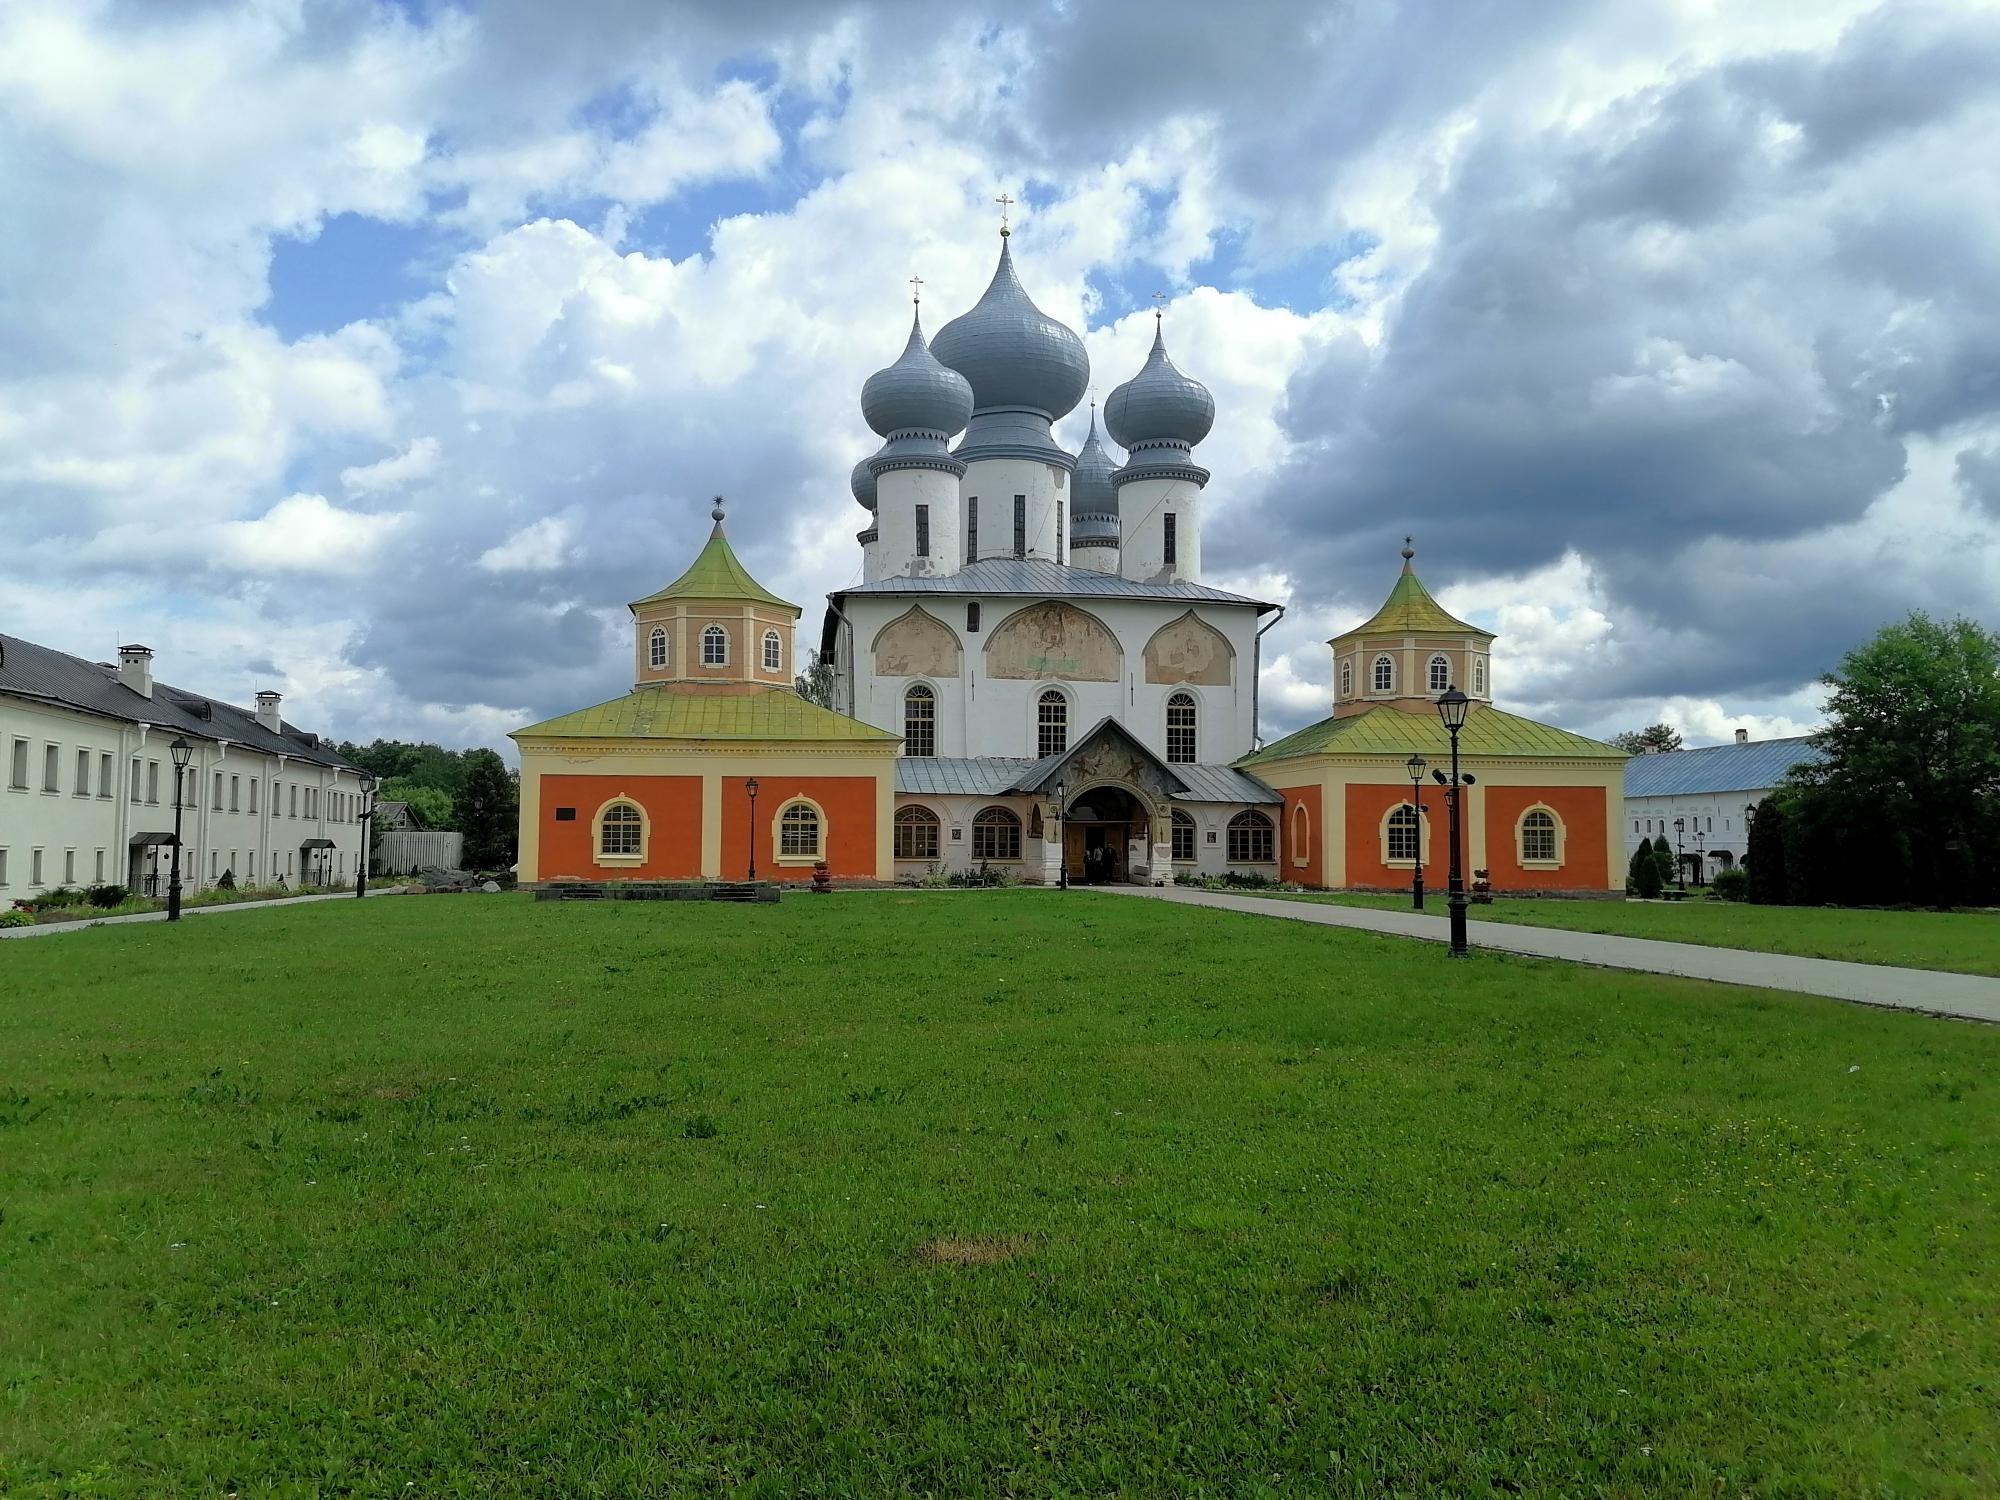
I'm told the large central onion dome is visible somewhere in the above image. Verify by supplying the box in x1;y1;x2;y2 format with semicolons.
931;234;1090;421
861;310;974;439
1104;318;1215;453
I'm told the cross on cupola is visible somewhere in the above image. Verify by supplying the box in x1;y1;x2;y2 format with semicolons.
908;275;923;305
1151;290;1168;323
995;193;1013;235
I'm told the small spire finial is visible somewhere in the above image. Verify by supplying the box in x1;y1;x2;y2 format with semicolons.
996;192;1013;236
1151;290;1168;325
1401;536;1415;570
711;495;727;535
909;275;923;306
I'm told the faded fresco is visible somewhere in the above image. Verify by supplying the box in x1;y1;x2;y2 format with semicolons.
1142;611;1234;685
872;607;961;678
985;602;1122;681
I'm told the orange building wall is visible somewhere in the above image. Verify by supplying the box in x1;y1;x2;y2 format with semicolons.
1343;783;1437;891
1274;783;1324;888
1482;784;1609;891
538;773;703;880
719;775;883;882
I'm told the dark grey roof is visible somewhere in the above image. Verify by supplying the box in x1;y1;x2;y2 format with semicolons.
1071;410;1120;531
1105;321;1215;451
930;233;1089;421
893;753;1279;806
1623;736;1821;798
831;558;1276;609
1170;763;1283;804
0;632;359;772
861;308;974;440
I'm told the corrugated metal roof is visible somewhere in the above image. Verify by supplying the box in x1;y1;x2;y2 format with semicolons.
1244;703;1625;766
630;523;796;611
893;755;1280;804
1623;737;1821;797
1334;557;1489;640
1171;763;1283;804
830;558;1277;611
0;632;358;771
514;685;899;742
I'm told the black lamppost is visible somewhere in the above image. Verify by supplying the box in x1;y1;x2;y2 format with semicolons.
745;778;760;881
167;735;193;922
1434;688;1471;957
1054;780;1068;890
1693;827;1705;887
1673;816;1687;891
355;772;377;899
1405;754;1428;910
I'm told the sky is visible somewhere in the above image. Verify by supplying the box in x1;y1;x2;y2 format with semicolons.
3;0;1997;756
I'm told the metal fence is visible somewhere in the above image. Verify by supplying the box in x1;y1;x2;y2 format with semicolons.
375;830;465;875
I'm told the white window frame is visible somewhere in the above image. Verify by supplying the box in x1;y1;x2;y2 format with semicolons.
902;683;937;758
1035;687;1069;759
1382;803;1426;868
894;804;940;861
1227;810;1275;864
701;625;729;668
1371;654;1395;694
1170;809;1197;863
592;796;648;867
762;630;782;673
971;806;1022;862
1165;691;1198;765
648;626;668;670
1427;654;1451;693
1516;805;1564;869
1339;660;1352;699
773;797;826;865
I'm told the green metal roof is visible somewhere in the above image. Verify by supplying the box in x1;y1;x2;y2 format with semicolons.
630;521;796;612
1334;556;1489;640
1242;703;1626;768
513;686;897;743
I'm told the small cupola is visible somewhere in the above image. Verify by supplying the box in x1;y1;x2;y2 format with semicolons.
627;497;803;691
1329;540;1497;716
255;691;283;733
116;643;154;698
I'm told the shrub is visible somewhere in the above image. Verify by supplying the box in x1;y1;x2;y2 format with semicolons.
1711;866;1748;903
0;909;32;928
1629;843;1663;898
85;884;128;909
217;868;237;891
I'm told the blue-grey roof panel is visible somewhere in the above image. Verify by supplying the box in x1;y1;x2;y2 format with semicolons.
1170;763;1283;804
1622;737;1821;798
832;558;1276;610
893;756;1279;804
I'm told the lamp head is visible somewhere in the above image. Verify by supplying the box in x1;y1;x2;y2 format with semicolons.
746;777;759;797
1405;754;1427;783
169;735;194;770
1054;780;1066;800
1435;686;1470;732
1461;773;1477;785
1431;769;1447;785
358;772;376;796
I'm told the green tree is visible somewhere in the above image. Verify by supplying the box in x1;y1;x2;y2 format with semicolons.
1745;796;1788;905
457;749;518;870
1611;723;1685;755
1629;840;1662;897
794;648;836;709
378;778;456;831
1796;613;2000;906
1651;835;1676;887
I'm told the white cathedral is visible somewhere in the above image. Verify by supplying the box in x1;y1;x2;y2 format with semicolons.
819;226;1286;883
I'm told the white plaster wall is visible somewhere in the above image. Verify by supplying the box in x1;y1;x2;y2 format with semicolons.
888;790;1275;884
1624;790;1765;869
840;593;1262;763
1068;541;1120;574
960;457;1068;564
872;467;961;580
1117;476;1202;584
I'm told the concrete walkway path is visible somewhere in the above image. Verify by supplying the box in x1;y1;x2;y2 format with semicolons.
1;888;402;940
1092;886;2000;1025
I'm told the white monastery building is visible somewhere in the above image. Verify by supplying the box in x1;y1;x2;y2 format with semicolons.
1622;730;1822;880
0;633;368;901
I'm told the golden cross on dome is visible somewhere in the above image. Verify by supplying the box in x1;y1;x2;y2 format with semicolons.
995;192;1013;233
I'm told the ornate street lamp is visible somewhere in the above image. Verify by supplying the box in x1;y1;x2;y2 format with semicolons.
1434;688;1471;957
745;778;760;881
1054;780;1068;890
1674;816;1687;891
1693;826;1705;887
167;736;193;922
1404;754;1428;910
355;772;377;899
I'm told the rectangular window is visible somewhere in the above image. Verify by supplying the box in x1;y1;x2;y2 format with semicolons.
965;497;977;563
915;503;930;558
249;779;258;815
43;744;59;792
210;851;218;879
64;850;76;884
76;748;91;796
213;771;223;810
966;602;981;633
130;758;142;800
1056;502;1064;556
99;752;112;798
147;761;159;804
31;849;44;885
9;739;26;789
290;784;298;818
94;849;105;883
1164;512;1177;565
248;852;256;879
1013;495;1026;558
0;848;8;885
229;774;240;812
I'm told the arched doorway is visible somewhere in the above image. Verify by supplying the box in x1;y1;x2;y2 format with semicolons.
1063;784;1149;884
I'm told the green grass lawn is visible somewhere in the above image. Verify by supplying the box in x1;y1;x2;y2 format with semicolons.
1273;890;2000;976
3;893;1995;1496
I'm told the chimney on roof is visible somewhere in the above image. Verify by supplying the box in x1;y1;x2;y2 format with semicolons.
1735;727;1749;746
255;691;283;733
117;644;154;699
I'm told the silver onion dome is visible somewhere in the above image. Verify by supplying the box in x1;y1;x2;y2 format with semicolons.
1072;408;1119;519
850;451;880;510
861;309;973;439
1104;319;1215;451
931;234;1090;420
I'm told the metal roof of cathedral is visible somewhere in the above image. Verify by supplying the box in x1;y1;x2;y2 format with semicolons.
930;231;1090;422
831;558;1277;610
1105;317;1215;452
894;756;1279;804
513;684;897;743
1623;736;1820;797
1334;543;1491;641
1242;703;1625;767
630;502;797;613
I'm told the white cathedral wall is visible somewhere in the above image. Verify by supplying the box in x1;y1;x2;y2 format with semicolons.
871;467;961;581
837;593;1261;764
1117;477;1202;585
888;791;1271;884
960;457;1069;565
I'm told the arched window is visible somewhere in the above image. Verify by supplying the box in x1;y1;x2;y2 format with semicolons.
598;801;643;859
648;626;667;669
1340;660;1353;698
895;805;940;860
1166;692;1197;763
903;684;936;757
702;625;728;666
778;801;823;859
1386;805;1421;863
762;630;782;672
1291;802;1310;865
1227;810;1275;863
1170;810;1196;862
1372;654;1395;693
1037;689;1068;758
1428;654;1450;692
1472;657;1486;696
1519;807;1561;864
972;806;1022;860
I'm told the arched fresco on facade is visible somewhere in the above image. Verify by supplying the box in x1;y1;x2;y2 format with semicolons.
872;606;961;678
1142;610;1234;685
985;601;1122;682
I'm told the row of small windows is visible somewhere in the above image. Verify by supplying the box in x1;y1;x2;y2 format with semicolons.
1341;654;1487;697
648;625;784;672
8;736;352;819
1636;815;1722;834
889;804;1276;864
899;687;1199;762
0;844;341;888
